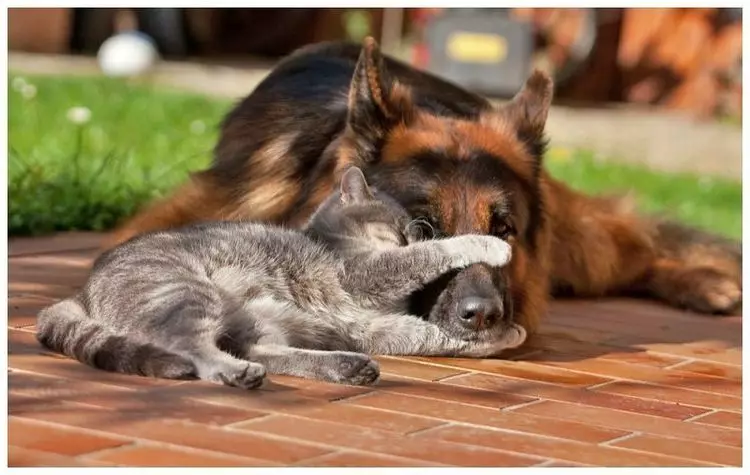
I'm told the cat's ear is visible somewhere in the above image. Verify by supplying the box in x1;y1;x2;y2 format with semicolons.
498;70;553;160
340;167;374;204
347;37;413;159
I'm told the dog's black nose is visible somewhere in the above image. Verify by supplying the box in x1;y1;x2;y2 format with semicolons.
457;297;503;329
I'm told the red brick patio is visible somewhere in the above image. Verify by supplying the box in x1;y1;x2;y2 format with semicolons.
7;232;743;467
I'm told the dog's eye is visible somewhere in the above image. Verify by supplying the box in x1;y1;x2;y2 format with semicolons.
491;216;516;240
496;224;514;240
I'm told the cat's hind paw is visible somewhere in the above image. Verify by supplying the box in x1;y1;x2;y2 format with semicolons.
215;361;267;390
328;352;380;386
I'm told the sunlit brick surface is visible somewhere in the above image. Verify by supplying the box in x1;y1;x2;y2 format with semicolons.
8;233;742;467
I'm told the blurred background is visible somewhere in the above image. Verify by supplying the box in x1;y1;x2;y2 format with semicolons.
10;7;743;119
8;7;742;240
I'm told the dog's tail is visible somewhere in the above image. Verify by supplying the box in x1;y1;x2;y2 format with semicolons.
36;298;196;380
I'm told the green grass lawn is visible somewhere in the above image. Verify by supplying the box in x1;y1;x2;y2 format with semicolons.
9;74;228;235
8;73;742;240
545;148;741;239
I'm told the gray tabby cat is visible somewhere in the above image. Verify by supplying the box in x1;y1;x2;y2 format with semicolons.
37;167;524;389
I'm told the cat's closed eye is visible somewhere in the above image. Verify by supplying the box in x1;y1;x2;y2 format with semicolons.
364;223;406;249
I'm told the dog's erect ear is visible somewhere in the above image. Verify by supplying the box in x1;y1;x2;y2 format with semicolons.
347;37;412;156
340;166;374;204
500;70;553;159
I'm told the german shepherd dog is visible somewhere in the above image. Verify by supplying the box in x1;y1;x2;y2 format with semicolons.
109;38;741;339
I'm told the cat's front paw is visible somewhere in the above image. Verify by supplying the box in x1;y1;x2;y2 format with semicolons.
327;352;380;386
443;234;512;269
461;324;528;358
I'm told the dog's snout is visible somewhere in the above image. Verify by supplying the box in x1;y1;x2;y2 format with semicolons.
457;296;504;330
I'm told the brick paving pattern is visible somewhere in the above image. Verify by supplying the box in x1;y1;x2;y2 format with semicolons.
7;233;743;467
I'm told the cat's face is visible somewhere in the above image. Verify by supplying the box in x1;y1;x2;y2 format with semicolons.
307;167;426;252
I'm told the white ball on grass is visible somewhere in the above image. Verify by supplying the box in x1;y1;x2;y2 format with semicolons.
97;32;159;77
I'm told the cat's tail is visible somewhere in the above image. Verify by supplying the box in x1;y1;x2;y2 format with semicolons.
36;297;197;380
